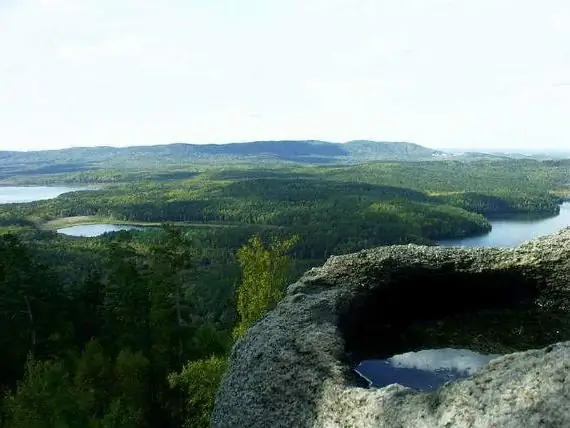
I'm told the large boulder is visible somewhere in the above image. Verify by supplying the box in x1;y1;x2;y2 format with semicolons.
212;229;570;427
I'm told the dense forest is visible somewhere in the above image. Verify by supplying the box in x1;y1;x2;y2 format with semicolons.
0;227;295;427
1;154;570;427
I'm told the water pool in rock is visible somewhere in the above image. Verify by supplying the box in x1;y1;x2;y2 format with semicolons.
355;348;500;391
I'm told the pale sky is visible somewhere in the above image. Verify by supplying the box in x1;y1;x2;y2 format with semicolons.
1;0;570;151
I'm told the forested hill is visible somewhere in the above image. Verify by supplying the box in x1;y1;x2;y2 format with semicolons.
0;140;445;169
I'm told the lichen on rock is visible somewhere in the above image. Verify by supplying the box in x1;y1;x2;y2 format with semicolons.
212;228;570;428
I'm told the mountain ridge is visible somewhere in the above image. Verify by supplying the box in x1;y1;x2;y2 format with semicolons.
0;140;443;164
0;141;548;178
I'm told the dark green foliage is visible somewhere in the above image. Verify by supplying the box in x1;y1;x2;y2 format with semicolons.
3;358;83;428
0;226;300;427
0;174;494;258
0;231;216;427
4;342;151;427
0;234;70;386
436;191;561;218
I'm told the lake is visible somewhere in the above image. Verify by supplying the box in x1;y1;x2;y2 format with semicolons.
438;202;570;247
57;224;150;237
0;186;94;204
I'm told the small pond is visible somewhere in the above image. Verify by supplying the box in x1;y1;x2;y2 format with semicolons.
57;224;150;237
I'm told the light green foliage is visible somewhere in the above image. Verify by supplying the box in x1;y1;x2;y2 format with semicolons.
233;234;299;339
166;233;298;427
168;355;227;428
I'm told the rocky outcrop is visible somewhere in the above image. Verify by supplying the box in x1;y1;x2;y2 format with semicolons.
212;229;570;428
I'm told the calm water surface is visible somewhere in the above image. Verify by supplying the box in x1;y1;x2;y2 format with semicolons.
0;186;94;204
439;202;570;247
57;224;149;237
356;349;500;390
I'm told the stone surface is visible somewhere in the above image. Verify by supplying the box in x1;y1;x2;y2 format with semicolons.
212;228;570;428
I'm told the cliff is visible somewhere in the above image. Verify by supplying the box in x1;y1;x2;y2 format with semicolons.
213;229;570;427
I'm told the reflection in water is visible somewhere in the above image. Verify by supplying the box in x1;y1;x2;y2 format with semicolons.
57;224;149;237
355;348;500;391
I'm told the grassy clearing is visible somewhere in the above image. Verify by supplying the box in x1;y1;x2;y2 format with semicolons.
426;191;462;196
550;189;570;200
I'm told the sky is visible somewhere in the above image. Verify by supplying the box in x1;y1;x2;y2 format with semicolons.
1;0;570;152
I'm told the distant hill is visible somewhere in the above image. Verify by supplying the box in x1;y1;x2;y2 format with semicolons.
2;140;559;179
0;140;446;172
343;140;444;160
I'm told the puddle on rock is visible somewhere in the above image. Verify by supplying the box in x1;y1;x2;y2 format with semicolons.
355;348;501;391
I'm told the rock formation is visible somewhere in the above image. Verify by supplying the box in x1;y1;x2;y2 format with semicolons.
212;229;570;427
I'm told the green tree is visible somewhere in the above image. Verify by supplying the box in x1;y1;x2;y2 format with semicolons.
72;339;113;421
147;225;197;425
100;349;150;428
0;234;68;388
148;225;195;368
168;355;227;428
3;357;86;428
233;234;298;339
101;237;150;355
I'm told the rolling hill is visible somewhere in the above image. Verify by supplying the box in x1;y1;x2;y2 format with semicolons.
3;140;551;181
0;140;446;173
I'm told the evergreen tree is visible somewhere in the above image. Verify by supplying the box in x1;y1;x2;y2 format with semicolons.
4;357;86;428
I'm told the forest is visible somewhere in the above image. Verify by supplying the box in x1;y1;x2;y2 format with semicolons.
1;156;570;427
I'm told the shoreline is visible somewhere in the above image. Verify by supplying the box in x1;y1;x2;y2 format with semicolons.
39;202;569;237
39;216;278;231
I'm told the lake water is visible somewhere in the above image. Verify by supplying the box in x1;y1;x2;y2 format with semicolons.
438;202;570;247
57;224;149;237
0;186;93;204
